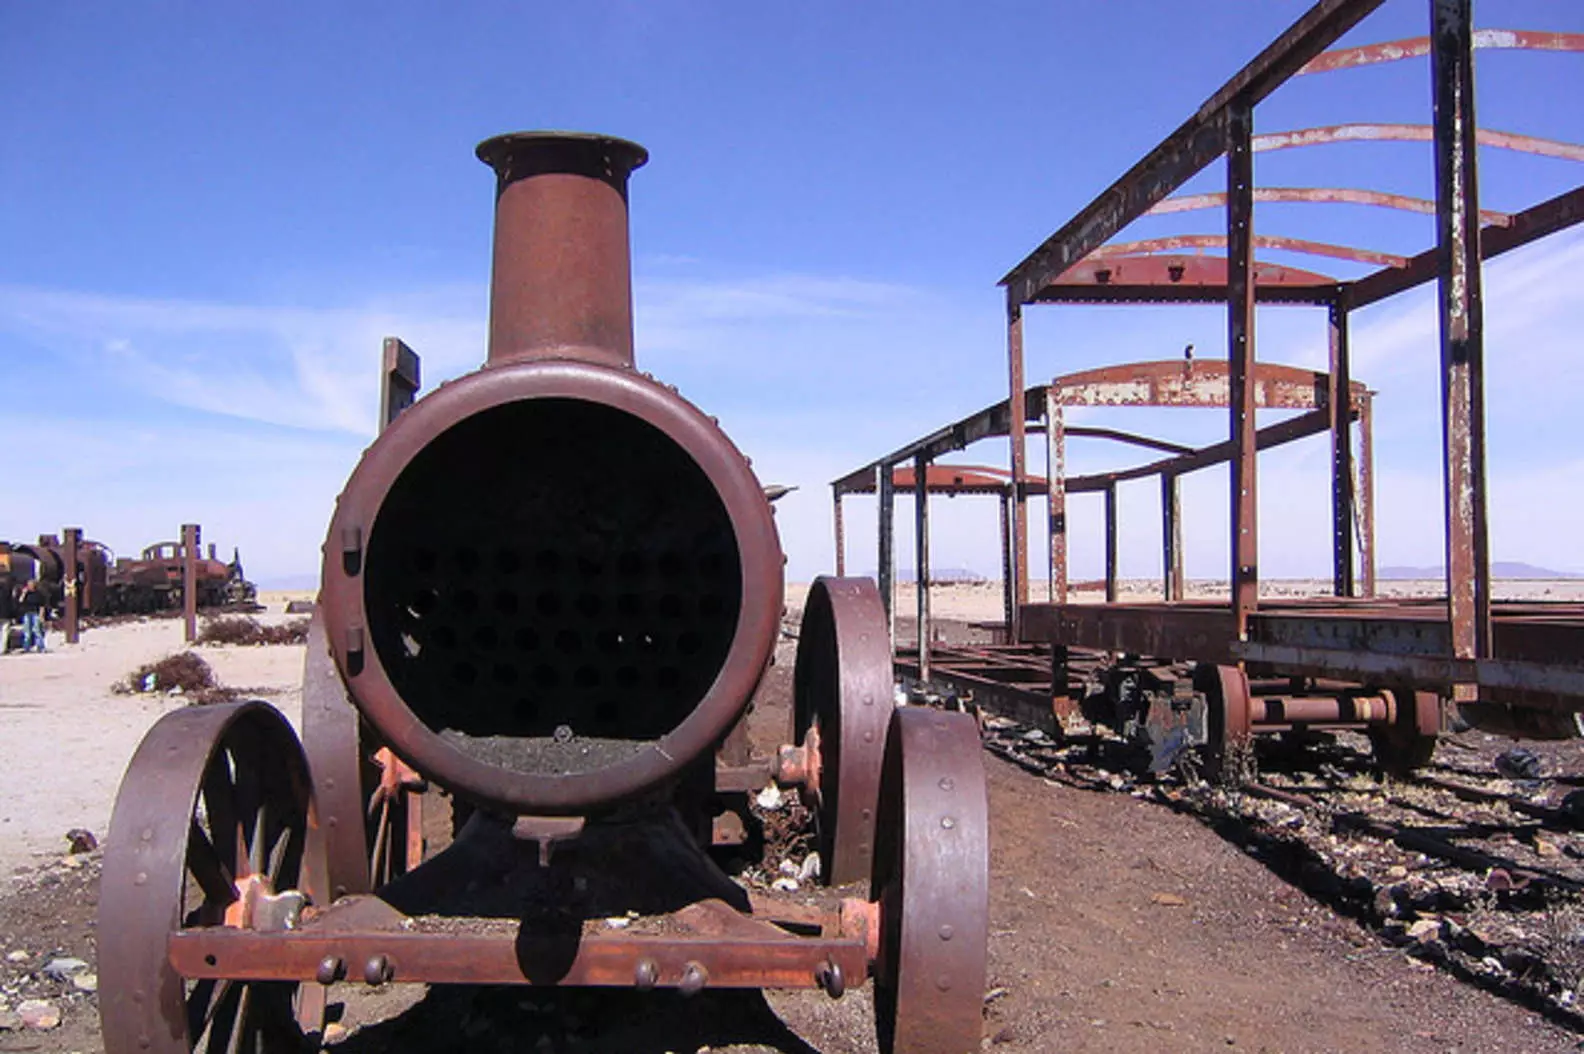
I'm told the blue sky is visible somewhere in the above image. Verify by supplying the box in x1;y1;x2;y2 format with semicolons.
2;1;1580;586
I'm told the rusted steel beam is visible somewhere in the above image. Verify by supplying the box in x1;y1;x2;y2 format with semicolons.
380;337;421;431
829;387;1040;495
1092;234;1409;269
1227;99;1259;636
1007;305;1029;613
181;523;199;643
845;464;1049;497
62;527;80;644
916;453;932;681
1036;253;1337;302
1050;359;1366;410
877;462;896;645
1065;426;1192;455
1103;484;1119;604
1045;386;1067;604
1066;408;1339;494
1000;0;1386;304
1161;475;1184;601
1432;0;1491;664
832;492;846;576
999;486;1015;639
1149;186;1512;227
1358;393;1376;597
1298;29;1584;76
1253;123;1584;163
1348;184;1584;308
1328;302;1354;598
168;928;868;989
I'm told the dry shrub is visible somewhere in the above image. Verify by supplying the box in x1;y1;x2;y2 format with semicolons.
197;615;309;646
121;651;239;704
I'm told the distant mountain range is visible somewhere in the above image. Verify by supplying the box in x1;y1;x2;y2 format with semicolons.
1377;562;1584;580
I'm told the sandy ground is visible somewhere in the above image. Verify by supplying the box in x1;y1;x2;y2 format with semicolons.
0;600;308;880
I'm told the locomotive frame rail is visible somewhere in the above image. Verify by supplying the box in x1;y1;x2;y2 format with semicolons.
838;0;1584;742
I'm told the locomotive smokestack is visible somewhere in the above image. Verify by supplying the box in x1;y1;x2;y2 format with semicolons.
476;132;649;369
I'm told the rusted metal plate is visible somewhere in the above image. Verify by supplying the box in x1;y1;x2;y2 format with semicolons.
302;610;373;899
793;577;894;887
871;707;989;1054
168;928;867;990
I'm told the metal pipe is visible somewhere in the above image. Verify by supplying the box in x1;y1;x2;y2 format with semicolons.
1328;301;1354;597
915;453;931;681
1249;694;1392;725
877;463;896;647
476;133;648;369
1359;394;1376;597
832;491;846;576
1227;99;1260;635
1429;0;1491;662
1045;385;1067;604
1006;301;1029;612
999;486;1014;641
182;523;199;643
1161;475;1183;601
62;528;80;644
1103;484;1119;603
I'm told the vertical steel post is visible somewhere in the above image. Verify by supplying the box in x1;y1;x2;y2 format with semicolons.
1044;385;1067;605
1161;474;1183;601
1226;98;1259;636
915;453;931;681
1359;393;1377;597
1104;484;1119;603
62;527;80;644
1328;299;1355;597
182;523;200;643
832;490;846;577
1430;0;1490;661
877;463;896;647
1007;300;1029;613
999;485;1015;642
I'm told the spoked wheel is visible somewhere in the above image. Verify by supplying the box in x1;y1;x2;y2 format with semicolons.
870;707;990;1054
793;576;894;886
301;609;425;897
99;701;327;1054
1197;663;1254;786
1369;689;1441;775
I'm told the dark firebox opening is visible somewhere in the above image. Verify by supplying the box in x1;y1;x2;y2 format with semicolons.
365;398;742;762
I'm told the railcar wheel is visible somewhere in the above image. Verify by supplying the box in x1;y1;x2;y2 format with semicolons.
1198;664;1254;786
302;610;425;896
793;576;894;886
1369;689;1440;775
870;707;990;1054
99;701;326;1054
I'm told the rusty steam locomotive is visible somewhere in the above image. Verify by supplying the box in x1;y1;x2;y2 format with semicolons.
99;132;991;1053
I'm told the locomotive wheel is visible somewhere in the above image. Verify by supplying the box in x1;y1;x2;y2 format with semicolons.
1369;689;1440;775
793;576;895;886
1198;664;1254;786
99;701;325;1054
870;707;990;1054
301;610;424;896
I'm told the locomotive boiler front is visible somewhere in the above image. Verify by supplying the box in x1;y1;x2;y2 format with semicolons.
320;132;784;816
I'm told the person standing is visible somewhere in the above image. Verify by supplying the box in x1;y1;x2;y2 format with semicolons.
18;578;45;653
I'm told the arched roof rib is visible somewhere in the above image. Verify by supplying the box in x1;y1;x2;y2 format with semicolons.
1297;29;1584;76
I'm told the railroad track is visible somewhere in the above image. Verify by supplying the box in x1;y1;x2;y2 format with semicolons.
975;712;1584;1028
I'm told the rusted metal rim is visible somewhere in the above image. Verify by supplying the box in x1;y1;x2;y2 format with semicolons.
871;707;990;1054
98;701;325;1053
1369;688;1441;774
302;609;373;899
1199;664;1254;785
321;359;783;815
476;131;648;178
793;576;894;886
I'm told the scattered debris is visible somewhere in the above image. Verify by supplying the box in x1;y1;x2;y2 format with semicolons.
284;599;316;614
117;651;238;704
64;828;97;854
16;998;60;1030
196;615;309;646
1494;747;1542;782
40;957;87;981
